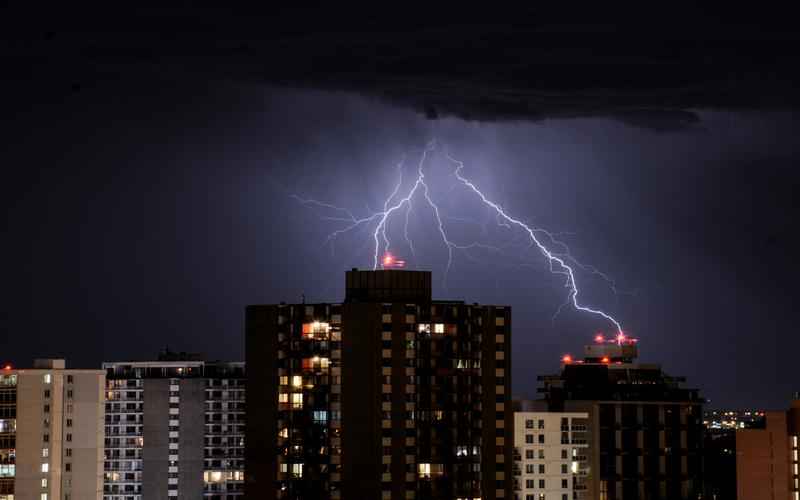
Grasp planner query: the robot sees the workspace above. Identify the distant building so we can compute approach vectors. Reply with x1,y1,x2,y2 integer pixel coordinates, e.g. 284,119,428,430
735,397,800,500
512,400,590,500
704,409,766,434
0,358,106,500
537,335,704,500
102,353,245,500
245,268,513,499
702,408,766,500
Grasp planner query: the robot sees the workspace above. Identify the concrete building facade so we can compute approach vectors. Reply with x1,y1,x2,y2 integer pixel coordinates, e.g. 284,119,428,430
735,398,800,500
0,359,105,500
537,337,704,500
512,404,590,500
245,269,513,500
102,355,244,500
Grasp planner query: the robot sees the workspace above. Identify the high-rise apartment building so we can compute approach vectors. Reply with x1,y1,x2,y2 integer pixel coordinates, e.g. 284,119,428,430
0,359,105,500
102,353,245,500
245,268,513,500
537,336,704,500
512,401,590,500
735,397,800,500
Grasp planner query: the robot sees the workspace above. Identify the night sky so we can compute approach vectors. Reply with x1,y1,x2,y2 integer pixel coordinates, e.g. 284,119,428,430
2,5,798,410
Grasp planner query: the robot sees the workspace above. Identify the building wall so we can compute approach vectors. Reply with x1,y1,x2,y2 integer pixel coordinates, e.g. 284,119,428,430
737,411,791,500
104,361,244,500
62,371,105,500
245,291,513,500
244,305,278,499
341,301,382,500
142,378,172,500
10,367,104,500
513,411,590,500
177,378,205,499
789,401,800,500
15,370,63,500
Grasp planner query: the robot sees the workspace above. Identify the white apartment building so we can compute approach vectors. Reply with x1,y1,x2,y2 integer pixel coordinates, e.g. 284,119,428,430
514,410,590,500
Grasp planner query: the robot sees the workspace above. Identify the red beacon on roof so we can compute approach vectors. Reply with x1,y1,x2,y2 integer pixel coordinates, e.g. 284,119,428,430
381,252,406,269
562,354,573,364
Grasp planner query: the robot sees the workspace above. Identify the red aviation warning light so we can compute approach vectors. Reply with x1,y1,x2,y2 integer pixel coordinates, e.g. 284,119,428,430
594,333,605,343
562,354,573,364
381,252,406,269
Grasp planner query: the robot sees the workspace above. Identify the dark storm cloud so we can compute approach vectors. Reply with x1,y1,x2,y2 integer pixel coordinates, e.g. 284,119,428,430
2,5,799,130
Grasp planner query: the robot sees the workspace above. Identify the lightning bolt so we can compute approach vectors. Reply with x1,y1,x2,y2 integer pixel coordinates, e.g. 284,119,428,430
292,141,625,335
444,151,624,334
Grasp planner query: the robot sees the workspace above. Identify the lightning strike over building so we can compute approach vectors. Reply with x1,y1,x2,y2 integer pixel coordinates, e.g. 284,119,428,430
293,142,625,335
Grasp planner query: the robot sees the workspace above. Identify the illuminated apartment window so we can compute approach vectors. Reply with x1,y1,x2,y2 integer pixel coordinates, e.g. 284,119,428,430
291,463,303,478
279,376,288,386
417,463,443,478
41,494,48,500
42,448,48,458
43,374,51,384
418,324,431,334
433,323,445,334
41,463,49,473
204,471,223,483
291,393,303,409
278,393,289,404
41,478,47,487
291,375,302,388
279,427,289,438
302,321,330,339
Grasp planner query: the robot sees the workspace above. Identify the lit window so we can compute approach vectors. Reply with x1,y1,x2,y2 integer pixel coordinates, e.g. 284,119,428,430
279,376,288,386
418,463,431,478
433,323,445,334
302,321,330,339
291,393,303,409
417,324,431,334
313,410,328,423
41,463,49,473
42,448,48,458
279,427,288,438
43,374,51,384
280,463,288,473
41,478,47,487
571,461,579,473
278,393,289,404
41,494,48,500
291,376,302,388
291,463,303,477
203,470,223,483
417,463,443,478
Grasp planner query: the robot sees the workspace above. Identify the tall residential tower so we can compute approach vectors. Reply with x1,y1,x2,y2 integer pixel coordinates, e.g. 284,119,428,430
102,353,245,500
537,337,704,500
245,269,513,500
0,359,105,500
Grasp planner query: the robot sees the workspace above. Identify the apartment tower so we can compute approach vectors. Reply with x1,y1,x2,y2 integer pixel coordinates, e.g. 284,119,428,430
102,353,245,500
0,359,105,500
537,336,704,500
512,401,591,500
245,269,513,500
